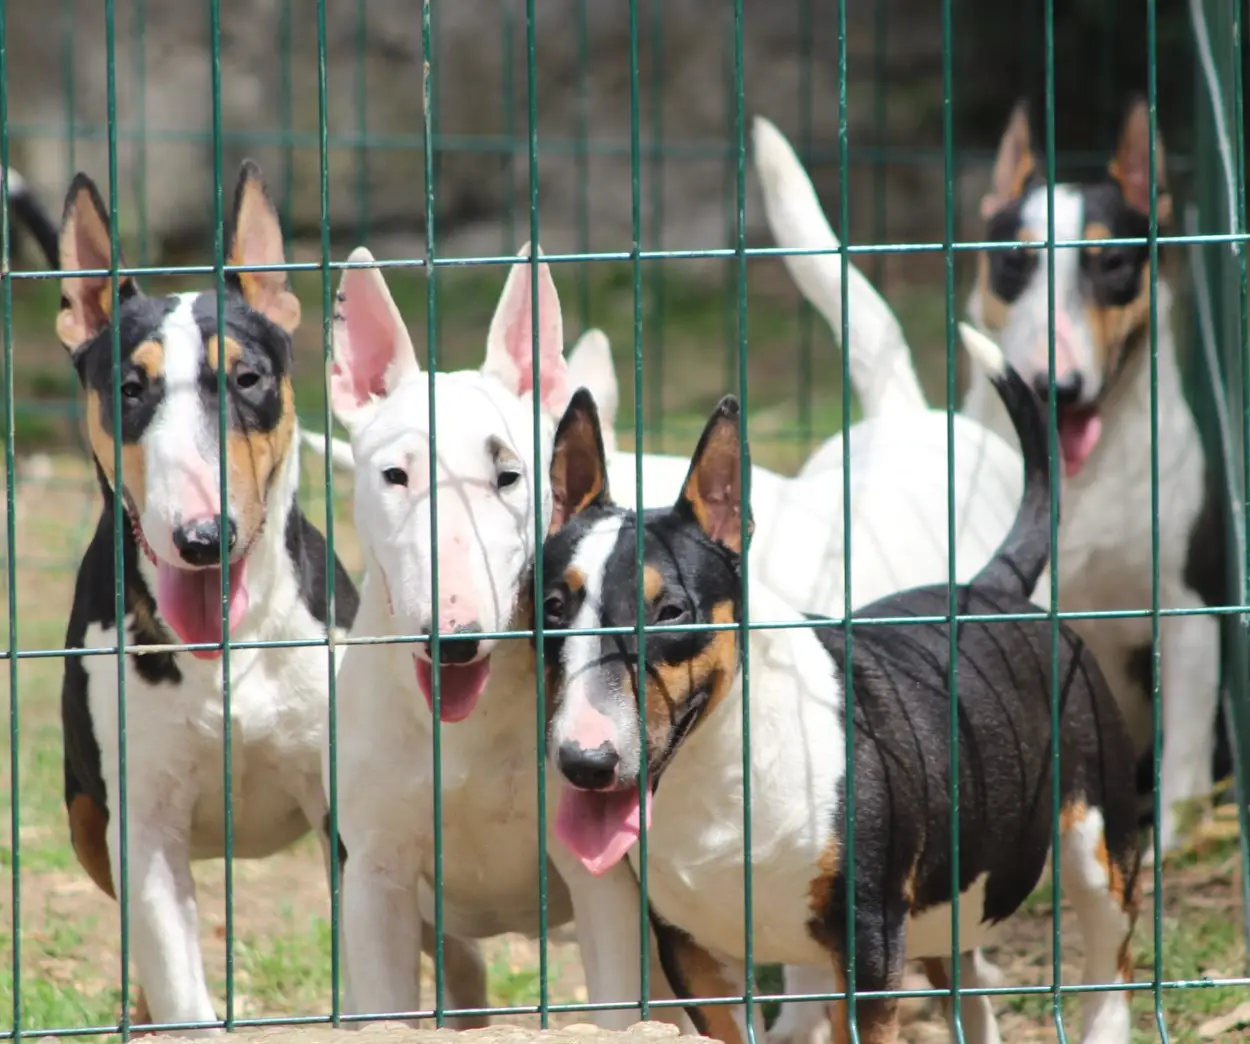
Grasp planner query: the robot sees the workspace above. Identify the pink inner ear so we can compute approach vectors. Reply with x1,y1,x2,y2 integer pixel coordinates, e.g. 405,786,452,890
332,268,400,411
501,264,567,412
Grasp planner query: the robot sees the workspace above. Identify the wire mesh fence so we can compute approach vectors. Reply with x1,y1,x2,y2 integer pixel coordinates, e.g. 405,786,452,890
1,0,1248,1042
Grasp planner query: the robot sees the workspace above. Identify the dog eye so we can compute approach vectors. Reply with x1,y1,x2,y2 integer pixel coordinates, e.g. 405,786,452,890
656,601,687,623
120,372,145,401
234,367,262,390
542,592,566,627
382,467,409,487
497,468,522,491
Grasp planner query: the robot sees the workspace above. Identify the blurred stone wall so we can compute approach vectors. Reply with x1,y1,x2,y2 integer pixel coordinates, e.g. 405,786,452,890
4,0,1197,274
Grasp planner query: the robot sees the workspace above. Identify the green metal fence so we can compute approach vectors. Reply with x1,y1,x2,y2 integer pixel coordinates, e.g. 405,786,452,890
1,0,1249,1041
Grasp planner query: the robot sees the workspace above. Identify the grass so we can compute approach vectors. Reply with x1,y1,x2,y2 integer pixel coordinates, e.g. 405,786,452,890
0,263,1245,1042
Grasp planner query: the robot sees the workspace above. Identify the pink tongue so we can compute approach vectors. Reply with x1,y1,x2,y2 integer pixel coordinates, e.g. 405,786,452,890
555,785,651,876
1058,411,1102,478
155,561,250,659
415,657,491,722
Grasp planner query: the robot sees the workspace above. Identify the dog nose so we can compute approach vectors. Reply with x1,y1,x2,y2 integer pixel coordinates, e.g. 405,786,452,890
1032,371,1084,409
172,517,236,567
424,622,482,665
557,740,620,791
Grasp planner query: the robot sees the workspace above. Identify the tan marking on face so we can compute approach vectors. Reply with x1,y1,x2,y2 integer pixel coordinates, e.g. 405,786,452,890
224,375,296,545
84,390,147,510
643,564,664,603
644,600,738,755
131,340,165,380
1084,261,1151,378
974,253,1008,332
205,335,244,372
68,793,115,899
664,929,745,1044
1083,222,1113,256
564,567,586,594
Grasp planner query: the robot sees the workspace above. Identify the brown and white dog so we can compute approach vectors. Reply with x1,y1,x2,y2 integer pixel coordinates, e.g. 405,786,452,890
53,163,361,1034
541,324,1140,1044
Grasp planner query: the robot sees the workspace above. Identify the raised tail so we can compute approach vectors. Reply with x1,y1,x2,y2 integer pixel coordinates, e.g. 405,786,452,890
300,428,356,472
958,323,1053,597
6,167,59,268
752,115,926,419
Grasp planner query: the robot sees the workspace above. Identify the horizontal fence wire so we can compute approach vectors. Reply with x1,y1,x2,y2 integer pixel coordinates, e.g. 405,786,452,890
1,0,1248,1041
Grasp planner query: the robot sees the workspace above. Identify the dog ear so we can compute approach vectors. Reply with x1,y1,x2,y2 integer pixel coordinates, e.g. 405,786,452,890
226,159,301,334
56,174,140,351
564,329,619,457
482,243,570,417
981,100,1035,221
549,387,611,536
329,246,421,423
676,396,752,555
1109,95,1171,224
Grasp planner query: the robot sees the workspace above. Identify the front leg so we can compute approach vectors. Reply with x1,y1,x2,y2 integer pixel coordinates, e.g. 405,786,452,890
1158,586,1220,853
110,814,218,1034
340,842,425,1026
548,840,692,1032
649,913,764,1044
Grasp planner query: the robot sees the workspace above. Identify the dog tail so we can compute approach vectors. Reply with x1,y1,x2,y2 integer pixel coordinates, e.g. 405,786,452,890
752,116,927,420
300,428,356,472
959,322,1053,597
6,167,60,269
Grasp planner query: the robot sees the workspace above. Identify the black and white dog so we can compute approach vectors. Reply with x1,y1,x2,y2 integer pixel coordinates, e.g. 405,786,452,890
539,323,1140,1044
43,163,358,1033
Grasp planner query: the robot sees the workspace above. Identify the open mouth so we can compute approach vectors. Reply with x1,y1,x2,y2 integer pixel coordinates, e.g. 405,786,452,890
126,494,254,660
555,782,654,876
414,656,492,723
1056,406,1103,479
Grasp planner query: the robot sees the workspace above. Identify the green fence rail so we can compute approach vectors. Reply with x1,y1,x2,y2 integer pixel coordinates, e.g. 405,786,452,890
0,0,1248,1042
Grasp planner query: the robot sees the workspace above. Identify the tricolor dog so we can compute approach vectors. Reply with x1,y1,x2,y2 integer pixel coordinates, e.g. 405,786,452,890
755,99,1226,856
542,324,1140,1044
54,163,359,1033
966,97,1225,852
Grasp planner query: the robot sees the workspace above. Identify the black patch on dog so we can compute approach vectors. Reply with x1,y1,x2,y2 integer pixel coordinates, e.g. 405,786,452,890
285,509,360,632
190,290,292,435
1077,182,1158,308
62,484,183,827
807,582,1139,994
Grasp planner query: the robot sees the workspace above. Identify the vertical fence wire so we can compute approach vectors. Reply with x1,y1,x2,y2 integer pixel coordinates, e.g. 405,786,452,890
2,0,19,1034
207,0,237,1027
420,0,448,1025
731,0,755,1035
940,0,964,1036
1145,5,1172,1041
103,0,134,1035
834,0,857,1037
1038,0,1069,1039
627,0,654,1022
646,0,664,447
131,0,148,269
523,0,552,1026
314,0,342,1025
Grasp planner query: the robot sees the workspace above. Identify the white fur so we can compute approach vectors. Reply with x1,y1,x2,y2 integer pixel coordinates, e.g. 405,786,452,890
83,431,344,1034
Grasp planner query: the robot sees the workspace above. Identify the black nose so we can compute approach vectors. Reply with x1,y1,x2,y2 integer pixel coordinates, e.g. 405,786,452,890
557,740,620,791
424,622,482,665
1032,371,1084,409
172,517,236,567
